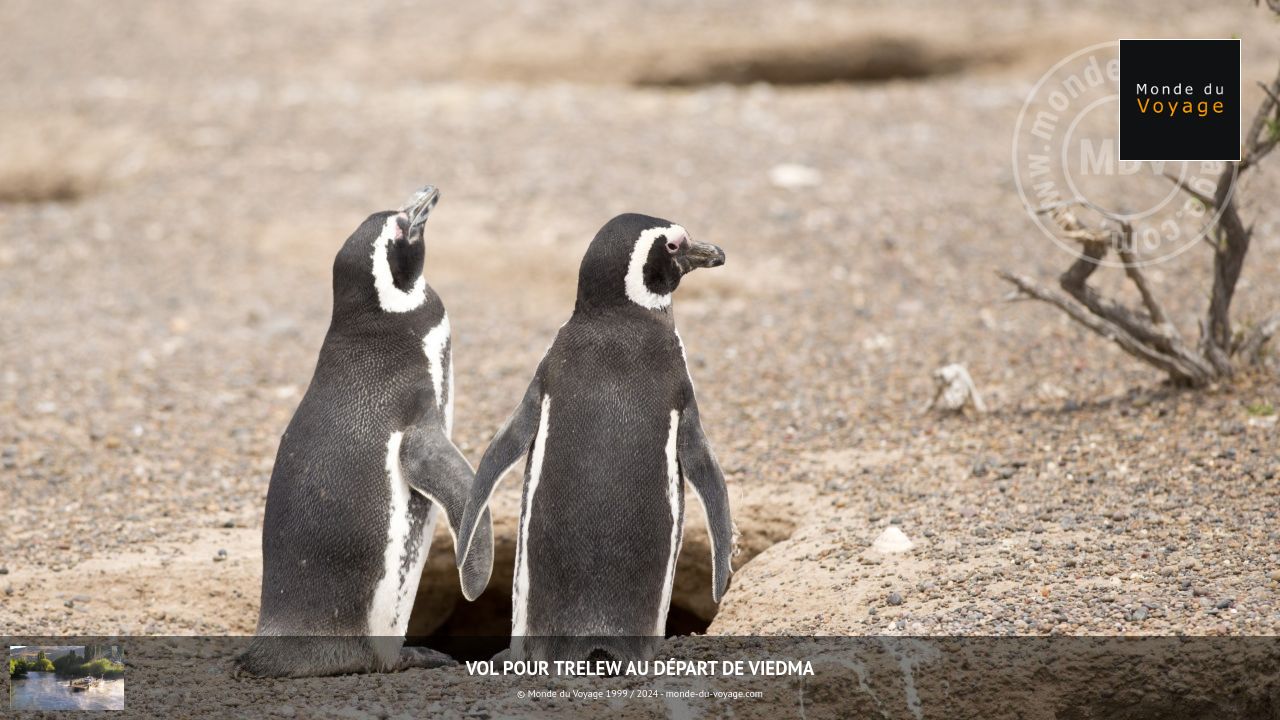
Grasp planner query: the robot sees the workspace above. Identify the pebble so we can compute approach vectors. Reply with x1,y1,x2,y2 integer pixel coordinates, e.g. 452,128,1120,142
768,163,822,189
1215,598,1235,610
0,566,7,574
214,549,228,562
887,592,903,606
871,526,914,554
1270,570,1280,582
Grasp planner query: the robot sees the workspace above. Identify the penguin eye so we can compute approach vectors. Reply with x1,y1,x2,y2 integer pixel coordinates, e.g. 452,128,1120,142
662,236,680,253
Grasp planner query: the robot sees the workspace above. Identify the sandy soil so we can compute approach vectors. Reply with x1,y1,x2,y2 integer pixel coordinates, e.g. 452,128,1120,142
2,0,1280,714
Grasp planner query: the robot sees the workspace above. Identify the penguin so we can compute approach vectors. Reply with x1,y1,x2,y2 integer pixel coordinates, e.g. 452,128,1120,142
235,186,494,678
455,213,734,663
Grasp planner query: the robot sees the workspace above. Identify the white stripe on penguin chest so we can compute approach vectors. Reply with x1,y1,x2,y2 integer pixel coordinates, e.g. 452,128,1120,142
421,313,453,435
367,314,453,637
369,431,438,638
655,409,683,635
511,400,684,637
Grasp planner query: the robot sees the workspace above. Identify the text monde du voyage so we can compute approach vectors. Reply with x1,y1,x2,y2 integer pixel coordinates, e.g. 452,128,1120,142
1134,82,1229,118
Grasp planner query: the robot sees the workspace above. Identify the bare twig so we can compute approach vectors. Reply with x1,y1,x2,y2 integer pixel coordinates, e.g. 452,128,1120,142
1259,79,1280,109
1237,313,1280,361
1160,172,1216,209
1116,253,1172,331
1240,63,1280,171
1035,198,1131,226
1052,238,1189,357
1203,62,1280,372
998,272,1213,385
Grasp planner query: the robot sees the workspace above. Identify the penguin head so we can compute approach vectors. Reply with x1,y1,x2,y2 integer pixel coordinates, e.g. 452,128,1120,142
331,186,440,315
575,213,726,312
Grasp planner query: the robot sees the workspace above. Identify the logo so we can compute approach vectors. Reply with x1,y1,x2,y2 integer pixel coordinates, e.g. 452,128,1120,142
1012,42,1239,267
1120,39,1241,161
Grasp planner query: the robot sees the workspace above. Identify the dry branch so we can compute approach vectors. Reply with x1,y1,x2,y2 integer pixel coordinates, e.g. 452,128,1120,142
1239,313,1280,361
1160,172,1216,210
998,271,1214,384
1000,51,1280,386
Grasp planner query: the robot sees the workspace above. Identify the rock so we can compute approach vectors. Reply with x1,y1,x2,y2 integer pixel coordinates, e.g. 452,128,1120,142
768,163,822,189
0,566,7,574
927,364,986,414
1215,598,1235,610
871,526,915,554
1269,570,1280,583
887,591,903,606
214,549,228,562
1129,607,1149,621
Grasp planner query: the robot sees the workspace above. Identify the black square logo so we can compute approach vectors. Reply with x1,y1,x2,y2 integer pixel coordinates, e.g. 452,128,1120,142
1120,39,1240,161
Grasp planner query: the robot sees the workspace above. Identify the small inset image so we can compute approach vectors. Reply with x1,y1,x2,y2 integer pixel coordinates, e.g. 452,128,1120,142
1119,38,1241,160
9,645,124,711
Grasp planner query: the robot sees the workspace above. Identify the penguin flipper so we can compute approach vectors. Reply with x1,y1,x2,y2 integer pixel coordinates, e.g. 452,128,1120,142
456,373,543,568
677,395,735,603
399,427,495,601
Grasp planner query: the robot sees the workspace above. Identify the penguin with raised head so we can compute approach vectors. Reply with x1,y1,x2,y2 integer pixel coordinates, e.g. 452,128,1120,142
455,213,734,662
235,186,494,678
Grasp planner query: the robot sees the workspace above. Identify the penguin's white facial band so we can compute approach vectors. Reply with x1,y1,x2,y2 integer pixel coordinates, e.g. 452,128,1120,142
371,215,427,313
624,224,686,310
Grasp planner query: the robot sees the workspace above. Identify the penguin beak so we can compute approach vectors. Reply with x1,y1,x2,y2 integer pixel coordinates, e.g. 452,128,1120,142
681,242,726,273
399,185,440,243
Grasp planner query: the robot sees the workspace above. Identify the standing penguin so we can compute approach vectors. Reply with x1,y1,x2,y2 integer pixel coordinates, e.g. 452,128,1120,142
235,187,494,678
456,213,734,662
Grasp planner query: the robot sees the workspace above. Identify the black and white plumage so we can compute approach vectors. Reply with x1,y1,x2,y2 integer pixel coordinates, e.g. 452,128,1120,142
456,213,734,662
235,187,494,678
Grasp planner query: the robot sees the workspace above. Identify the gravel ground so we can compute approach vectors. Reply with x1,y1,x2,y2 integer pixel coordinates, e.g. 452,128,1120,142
2,0,1280,714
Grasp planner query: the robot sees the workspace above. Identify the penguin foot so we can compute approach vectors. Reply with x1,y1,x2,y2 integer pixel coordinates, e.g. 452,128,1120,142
395,646,457,671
